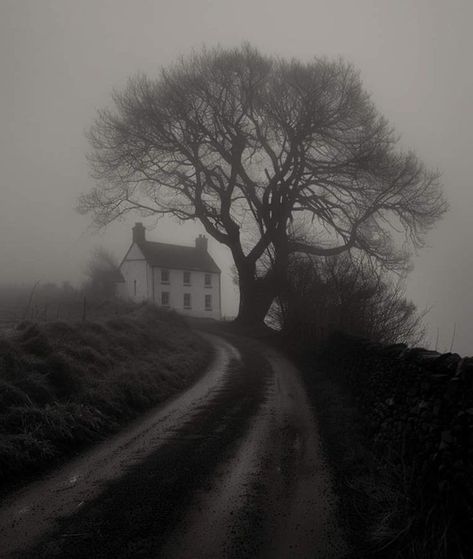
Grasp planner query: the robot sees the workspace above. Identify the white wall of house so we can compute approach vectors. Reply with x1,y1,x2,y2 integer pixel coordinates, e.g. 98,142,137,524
120,244,149,302
153,268,221,320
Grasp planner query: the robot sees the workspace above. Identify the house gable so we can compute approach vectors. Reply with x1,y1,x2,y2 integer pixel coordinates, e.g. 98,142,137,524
120,242,146,266
119,243,149,302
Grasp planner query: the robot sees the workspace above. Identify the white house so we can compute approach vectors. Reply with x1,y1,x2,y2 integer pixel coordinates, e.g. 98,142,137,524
118,223,221,319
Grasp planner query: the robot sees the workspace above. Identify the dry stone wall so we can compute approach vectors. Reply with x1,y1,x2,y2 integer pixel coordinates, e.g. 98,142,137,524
322,333,473,555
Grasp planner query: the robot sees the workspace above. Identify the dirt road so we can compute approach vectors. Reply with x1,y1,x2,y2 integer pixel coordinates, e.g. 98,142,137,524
0,334,348,558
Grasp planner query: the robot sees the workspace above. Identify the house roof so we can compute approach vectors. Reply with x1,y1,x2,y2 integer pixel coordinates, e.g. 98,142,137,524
136,241,221,273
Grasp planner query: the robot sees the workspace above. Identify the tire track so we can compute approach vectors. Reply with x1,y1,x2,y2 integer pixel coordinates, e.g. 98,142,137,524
158,341,348,559
16,336,272,559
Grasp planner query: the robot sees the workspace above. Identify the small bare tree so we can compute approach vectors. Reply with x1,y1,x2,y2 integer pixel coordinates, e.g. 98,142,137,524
84,248,120,299
274,255,426,348
79,44,447,326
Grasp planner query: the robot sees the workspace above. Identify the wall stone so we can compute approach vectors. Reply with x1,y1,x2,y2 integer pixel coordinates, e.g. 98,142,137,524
322,333,473,555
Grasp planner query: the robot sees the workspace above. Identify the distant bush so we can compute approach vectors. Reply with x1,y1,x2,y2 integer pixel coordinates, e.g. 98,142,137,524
0,304,212,488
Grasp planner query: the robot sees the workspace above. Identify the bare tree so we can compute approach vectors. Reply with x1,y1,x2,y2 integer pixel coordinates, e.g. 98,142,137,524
79,44,447,325
84,248,121,299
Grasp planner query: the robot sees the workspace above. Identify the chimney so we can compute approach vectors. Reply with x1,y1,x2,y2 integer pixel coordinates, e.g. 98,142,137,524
195,234,208,252
132,222,146,245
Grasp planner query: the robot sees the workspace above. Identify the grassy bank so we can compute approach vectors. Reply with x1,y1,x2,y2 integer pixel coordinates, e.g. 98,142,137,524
0,304,212,488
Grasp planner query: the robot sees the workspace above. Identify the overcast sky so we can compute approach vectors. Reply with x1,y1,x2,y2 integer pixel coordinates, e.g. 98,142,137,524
1,0,472,353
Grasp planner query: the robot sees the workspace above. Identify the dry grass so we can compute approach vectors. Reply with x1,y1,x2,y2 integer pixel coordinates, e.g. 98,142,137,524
0,304,212,489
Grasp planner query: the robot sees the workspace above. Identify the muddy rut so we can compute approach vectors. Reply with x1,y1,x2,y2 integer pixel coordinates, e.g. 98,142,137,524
0,334,347,559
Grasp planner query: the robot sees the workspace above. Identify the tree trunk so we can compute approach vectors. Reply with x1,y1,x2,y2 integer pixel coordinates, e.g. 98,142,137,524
235,276,277,327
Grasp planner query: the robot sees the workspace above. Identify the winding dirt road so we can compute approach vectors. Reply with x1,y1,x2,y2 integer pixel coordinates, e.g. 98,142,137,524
0,333,348,558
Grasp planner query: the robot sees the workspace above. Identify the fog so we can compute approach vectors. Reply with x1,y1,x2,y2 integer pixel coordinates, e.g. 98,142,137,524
1,0,472,353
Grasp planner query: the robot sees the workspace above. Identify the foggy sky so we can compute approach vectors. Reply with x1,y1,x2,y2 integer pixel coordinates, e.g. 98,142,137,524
1,0,472,353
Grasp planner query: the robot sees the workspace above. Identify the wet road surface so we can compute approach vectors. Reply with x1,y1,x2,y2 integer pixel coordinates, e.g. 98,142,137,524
0,334,348,558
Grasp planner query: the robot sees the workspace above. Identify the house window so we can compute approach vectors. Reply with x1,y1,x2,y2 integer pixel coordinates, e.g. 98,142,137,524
161,269,169,284
205,294,212,310
161,291,169,306
184,293,191,309
134,280,137,296
205,273,212,287
183,271,191,285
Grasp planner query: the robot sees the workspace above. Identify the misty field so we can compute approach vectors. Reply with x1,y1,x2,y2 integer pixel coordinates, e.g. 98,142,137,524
0,284,135,328
0,303,212,488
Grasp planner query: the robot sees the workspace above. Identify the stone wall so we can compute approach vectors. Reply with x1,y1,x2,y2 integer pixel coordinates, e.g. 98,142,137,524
322,333,473,555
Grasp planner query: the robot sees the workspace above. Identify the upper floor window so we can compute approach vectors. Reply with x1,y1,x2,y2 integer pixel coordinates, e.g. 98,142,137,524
205,294,212,310
161,291,170,306
205,273,212,287
161,269,169,284
183,271,191,285
184,293,191,309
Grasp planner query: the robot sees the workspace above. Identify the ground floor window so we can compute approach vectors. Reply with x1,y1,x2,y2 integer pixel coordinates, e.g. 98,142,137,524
205,294,212,310
184,293,191,309
161,291,169,306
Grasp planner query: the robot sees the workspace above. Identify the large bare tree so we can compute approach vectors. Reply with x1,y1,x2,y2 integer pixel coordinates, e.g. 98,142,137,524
79,45,446,325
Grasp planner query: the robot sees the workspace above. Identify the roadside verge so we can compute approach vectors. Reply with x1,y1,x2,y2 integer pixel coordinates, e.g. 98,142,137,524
0,304,212,491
